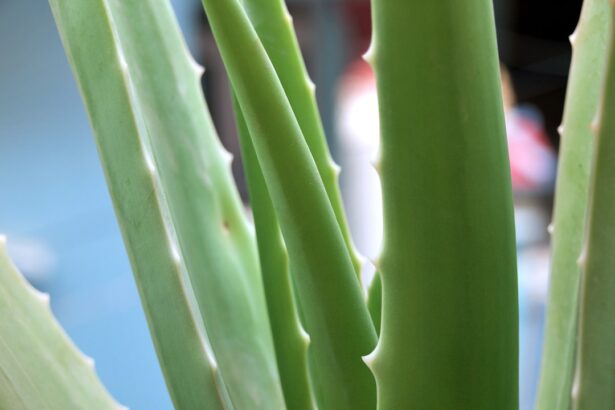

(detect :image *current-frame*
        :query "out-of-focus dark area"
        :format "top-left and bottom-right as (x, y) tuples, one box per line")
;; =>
(0, 0), (581, 408)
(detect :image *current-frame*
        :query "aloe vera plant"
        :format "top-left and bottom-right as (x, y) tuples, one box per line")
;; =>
(2, 0), (615, 408)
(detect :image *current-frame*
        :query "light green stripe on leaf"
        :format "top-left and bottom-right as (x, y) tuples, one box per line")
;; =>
(367, 273), (382, 336)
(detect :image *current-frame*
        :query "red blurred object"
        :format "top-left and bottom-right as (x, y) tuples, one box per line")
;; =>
(506, 109), (556, 192)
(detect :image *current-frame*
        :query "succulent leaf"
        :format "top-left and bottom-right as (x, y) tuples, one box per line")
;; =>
(369, 1), (518, 408)
(199, 0), (378, 407)
(571, 7), (615, 408)
(49, 0), (283, 407)
(234, 102), (316, 410)
(238, 0), (363, 280)
(536, 1), (611, 407)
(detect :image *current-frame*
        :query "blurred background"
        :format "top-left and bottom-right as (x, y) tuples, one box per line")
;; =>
(0, 0), (581, 408)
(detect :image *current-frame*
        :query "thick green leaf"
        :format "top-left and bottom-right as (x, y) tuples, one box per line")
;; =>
(199, 0), (377, 408)
(572, 7), (615, 408)
(0, 237), (121, 409)
(367, 273), (382, 336)
(368, 1), (518, 408)
(101, 1), (284, 405)
(49, 1), (233, 407)
(238, 0), (362, 279)
(234, 102), (316, 410)
(536, 1), (610, 407)
(50, 0), (284, 407)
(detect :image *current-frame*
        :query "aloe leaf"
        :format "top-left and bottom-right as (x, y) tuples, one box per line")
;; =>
(49, 1), (233, 407)
(367, 273), (382, 336)
(200, 0), (377, 407)
(571, 8), (615, 408)
(94, 1), (285, 408)
(367, 1), (518, 408)
(238, 0), (363, 278)
(50, 0), (284, 407)
(234, 101), (316, 410)
(536, 1), (610, 407)
(0, 237), (121, 409)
